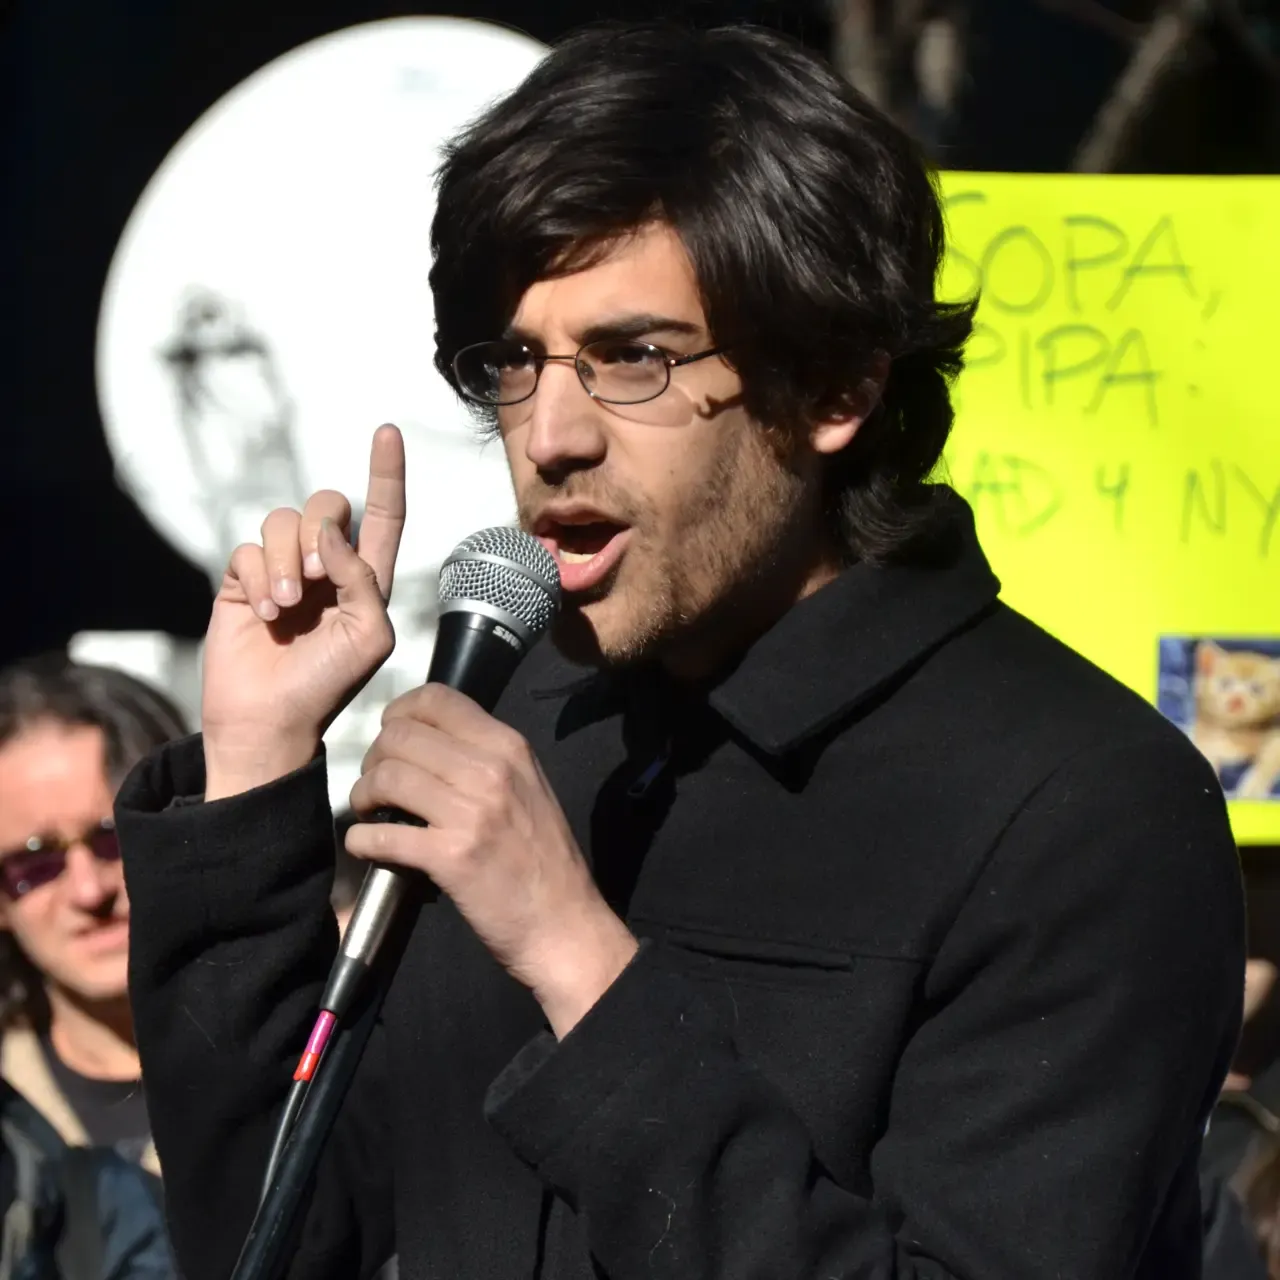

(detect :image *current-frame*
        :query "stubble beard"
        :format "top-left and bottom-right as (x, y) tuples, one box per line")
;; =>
(544, 430), (811, 677)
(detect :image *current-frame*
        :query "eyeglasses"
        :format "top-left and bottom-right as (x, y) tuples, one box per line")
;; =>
(0, 819), (120, 899)
(452, 339), (724, 407)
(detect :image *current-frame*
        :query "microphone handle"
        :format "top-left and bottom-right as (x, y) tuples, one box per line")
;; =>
(320, 609), (532, 1018)
(418, 607), (531, 711)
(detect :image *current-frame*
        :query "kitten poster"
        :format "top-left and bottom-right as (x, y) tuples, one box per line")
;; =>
(1159, 638), (1280, 801)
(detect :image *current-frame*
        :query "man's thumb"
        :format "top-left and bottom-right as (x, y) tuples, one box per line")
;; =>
(317, 517), (381, 608)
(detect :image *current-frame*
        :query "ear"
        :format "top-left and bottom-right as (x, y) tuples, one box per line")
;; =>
(809, 351), (890, 457)
(1197, 640), (1225, 675)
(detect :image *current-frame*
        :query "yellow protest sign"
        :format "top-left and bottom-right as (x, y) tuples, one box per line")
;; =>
(939, 174), (1280, 844)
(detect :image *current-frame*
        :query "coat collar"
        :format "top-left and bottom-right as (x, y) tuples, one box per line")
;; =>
(530, 490), (1001, 756)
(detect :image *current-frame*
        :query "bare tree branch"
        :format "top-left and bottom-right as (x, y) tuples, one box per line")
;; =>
(1073, 0), (1209, 171)
(828, 0), (965, 126)
(1217, 0), (1280, 78)
(829, 0), (886, 104)
(915, 14), (965, 112)
(1035, 0), (1147, 45)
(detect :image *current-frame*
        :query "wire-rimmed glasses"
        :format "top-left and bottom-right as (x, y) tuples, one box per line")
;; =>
(452, 338), (723, 407)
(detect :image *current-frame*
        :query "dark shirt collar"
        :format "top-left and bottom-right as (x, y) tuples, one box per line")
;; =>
(532, 491), (1000, 756)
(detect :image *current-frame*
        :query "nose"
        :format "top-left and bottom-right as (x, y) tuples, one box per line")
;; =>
(61, 842), (120, 912)
(522, 359), (608, 479)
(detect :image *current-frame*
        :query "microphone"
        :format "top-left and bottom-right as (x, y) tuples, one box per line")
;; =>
(315, 526), (561, 1031)
(243, 527), (561, 1265)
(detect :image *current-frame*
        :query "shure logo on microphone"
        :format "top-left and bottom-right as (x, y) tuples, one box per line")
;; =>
(493, 625), (521, 650)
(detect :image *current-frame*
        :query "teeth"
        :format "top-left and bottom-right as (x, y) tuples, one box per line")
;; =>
(560, 550), (595, 564)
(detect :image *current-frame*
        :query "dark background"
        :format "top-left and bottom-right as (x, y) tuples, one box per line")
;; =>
(13, 0), (1279, 671)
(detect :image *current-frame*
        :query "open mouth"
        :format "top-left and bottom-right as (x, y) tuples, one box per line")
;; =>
(533, 510), (632, 594)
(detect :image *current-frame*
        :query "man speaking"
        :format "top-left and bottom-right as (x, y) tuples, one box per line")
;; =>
(116, 23), (1243, 1280)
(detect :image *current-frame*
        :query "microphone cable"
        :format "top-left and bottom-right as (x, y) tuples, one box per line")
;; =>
(232, 890), (423, 1280)
(233, 526), (560, 1280)
(258, 855), (416, 1204)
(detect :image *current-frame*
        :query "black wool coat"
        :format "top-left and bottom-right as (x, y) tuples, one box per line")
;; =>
(116, 496), (1244, 1280)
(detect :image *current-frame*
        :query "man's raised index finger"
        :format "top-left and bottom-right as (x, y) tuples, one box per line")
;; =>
(357, 423), (408, 600)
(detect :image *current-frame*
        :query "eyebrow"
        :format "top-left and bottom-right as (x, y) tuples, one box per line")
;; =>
(504, 313), (705, 348)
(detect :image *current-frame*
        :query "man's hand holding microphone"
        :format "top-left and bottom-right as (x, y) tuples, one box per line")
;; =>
(201, 424), (637, 1037)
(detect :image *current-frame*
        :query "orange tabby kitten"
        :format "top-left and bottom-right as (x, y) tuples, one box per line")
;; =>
(1192, 642), (1280, 799)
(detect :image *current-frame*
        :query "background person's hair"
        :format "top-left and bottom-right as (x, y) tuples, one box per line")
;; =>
(430, 22), (976, 563)
(0, 652), (189, 1030)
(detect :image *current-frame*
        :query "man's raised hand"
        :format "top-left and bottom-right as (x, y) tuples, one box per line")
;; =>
(202, 424), (407, 799)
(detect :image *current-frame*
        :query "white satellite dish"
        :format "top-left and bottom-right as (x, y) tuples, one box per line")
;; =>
(93, 17), (549, 806)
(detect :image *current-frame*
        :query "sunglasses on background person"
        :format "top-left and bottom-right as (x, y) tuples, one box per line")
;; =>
(0, 820), (121, 899)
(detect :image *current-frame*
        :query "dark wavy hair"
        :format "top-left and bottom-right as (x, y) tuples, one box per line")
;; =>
(430, 22), (976, 563)
(0, 654), (188, 1030)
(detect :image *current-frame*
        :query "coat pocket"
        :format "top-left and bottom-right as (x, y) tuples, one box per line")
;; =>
(636, 920), (924, 1192)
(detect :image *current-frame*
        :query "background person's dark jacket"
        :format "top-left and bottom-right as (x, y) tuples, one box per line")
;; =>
(117, 496), (1244, 1280)
(1200, 1171), (1268, 1280)
(0, 1079), (172, 1280)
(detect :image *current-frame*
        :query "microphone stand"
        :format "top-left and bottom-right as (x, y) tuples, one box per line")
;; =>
(229, 891), (424, 1280)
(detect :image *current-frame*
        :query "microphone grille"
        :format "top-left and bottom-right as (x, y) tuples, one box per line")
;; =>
(438, 527), (561, 639)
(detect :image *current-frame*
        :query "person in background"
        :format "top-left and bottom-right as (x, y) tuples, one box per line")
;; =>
(0, 656), (187, 1174)
(1199, 958), (1280, 1279)
(1205, 957), (1280, 1184)
(1236, 1141), (1280, 1278)
(0, 1074), (174, 1279)
(1219, 961), (1280, 1094)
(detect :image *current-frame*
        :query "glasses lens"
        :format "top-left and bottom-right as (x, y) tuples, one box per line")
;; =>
(579, 341), (668, 405)
(0, 821), (120, 899)
(0, 846), (66, 898)
(454, 342), (538, 406)
(88, 821), (121, 863)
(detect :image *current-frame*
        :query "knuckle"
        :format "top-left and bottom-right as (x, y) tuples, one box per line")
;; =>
(304, 489), (353, 524)
(439, 823), (478, 862)
(453, 791), (484, 827)
(378, 716), (417, 755)
(259, 506), (301, 538)
(381, 686), (418, 726)
(359, 739), (383, 775)
(420, 683), (447, 708)
(342, 555), (380, 596)
(494, 726), (533, 767)
(366, 758), (400, 798)
(401, 684), (443, 724)
(472, 755), (513, 795)
(229, 542), (264, 572)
